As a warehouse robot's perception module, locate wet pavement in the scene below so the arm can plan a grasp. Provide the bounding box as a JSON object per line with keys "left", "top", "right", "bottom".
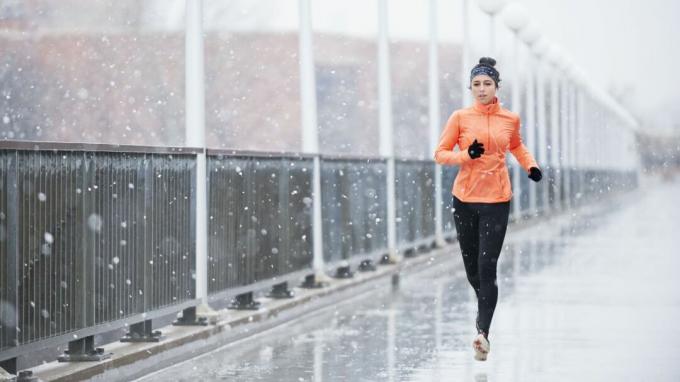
{"left": 139, "top": 178, "right": 680, "bottom": 382}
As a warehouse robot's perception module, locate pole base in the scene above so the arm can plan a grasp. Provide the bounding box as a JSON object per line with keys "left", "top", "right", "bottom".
{"left": 358, "top": 259, "right": 376, "bottom": 272}
{"left": 267, "top": 282, "right": 295, "bottom": 299}
{"left": 334, "top": 265, "right": 354, "bottom": 279}
{"left": 227, "top": 292, "right": 261, "bottom": 310}
{"left": 300, "top": 274, "right": 329, "bottom": 289}
{"left": 173, "top": 306, "right": 210, "bottom": 326}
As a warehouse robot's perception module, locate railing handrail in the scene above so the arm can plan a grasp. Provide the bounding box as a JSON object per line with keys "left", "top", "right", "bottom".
{"left": 0, "top": 140, "right": 203, "bottom": 155}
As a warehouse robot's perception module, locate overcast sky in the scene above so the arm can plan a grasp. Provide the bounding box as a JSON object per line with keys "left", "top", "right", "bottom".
{"left": 512, "top": 0, "right": 680, "bottom": 133}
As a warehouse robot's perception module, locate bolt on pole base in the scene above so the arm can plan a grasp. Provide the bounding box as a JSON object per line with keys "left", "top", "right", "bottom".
{"left": 358, "top": 259, "right": 377, "bottom": 272}
{"left": 57, "top": 336, "right": 112, "bottom": 362}
{"left": 403, "top": 247, "right": 417, "bottom": 258}
{"left": 120, "top": 319, "right": 163, "bottom": 343}
{"left": 173, "top": 306, "right": 210, "bottom": 326}
{"left": 300, "top": 274, "right": 329, "bottom": 289}
{"left": 227, "top": 292, "right": 261, "bottom": 310}
{"left": 266, "top": 282, "right": 295, "bottom": 299}
{"left": 334, "top": 265, "right": 354, "bottom": 279}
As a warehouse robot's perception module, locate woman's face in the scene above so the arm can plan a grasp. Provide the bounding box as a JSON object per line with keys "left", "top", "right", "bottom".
{"left": 470, "top": 74, "right": 497, "bottom": 105}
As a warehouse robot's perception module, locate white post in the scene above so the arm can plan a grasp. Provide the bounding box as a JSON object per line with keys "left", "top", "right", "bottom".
{"left": 549, "top": 70, "right": 561, "bottom": 210}
{"left": 489, "top": 15, "right": 496, "bottom": 56}
{"left": 461, "top": 0, "right": 471, "bottom": 107}
{"left": 576, "top": 88, "right": 583, "bottom": 199}
{"left": 378, "top": 0, "right": 398, "bottom": 260}
{"left": 525, "top": 53, "right": 537, "bottom": 214}
{"left": 185, "top": 0, "right": 209, "bottom": 307}
{"left": 429, "top": 0, "right": 444, "bottom": 246}
{"left": 570, "top": 83, "right": 578, "bottom": 200}
{"left": 298, "top": 0, "right": 325, "bottom": 279}
{"left": 564, "top": 79, "right": 574, "bottom": 208}
{"left": 560, "top": 78, "right": 570, "bottom": 209}
{"left": 536, "top": 62, "right": 549, "bottom": 213}
{"left": 510, "top": 35, "right": 522, "bottom": 221}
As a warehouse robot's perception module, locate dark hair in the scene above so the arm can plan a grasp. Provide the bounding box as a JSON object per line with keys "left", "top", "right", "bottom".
{"left": 470, "top": 57, "right": 501, "bottom": 88}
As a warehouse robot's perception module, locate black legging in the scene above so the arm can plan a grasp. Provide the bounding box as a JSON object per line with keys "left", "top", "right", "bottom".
{"left": 453, "top": 196, "right": 510, "bottom": 337}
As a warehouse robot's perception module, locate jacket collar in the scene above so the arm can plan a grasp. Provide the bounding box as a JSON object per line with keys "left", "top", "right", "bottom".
{"left": 473, "top": 97, "right": 501, "bottom": 114}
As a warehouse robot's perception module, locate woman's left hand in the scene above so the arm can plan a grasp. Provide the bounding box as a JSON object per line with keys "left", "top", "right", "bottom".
{"left": 528, "top": 167, "right": 542, "bottom": 182}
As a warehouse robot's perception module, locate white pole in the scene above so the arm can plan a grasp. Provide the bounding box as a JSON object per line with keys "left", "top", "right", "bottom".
{"left": 510, "top": 34, "right": 522, "bottom": 221}
{"left": 461, "top": 0, "right": 471, "bottom": 107}
{"left": 576, "top": 88, "right": 584, "bottom": 199}
{"left": 560, "top": 78, "right": 570, "bottom": 209}
{"left": 429, "top": 0, "right": 444, "bottom": 247}
{"left": 525, "top": 52, "right": 537, "bottom": 214}
{"left": 489, "top": 15, "right": 496, "bottom": 57}
{"left": 378, "top": 0, "right": 397, "bottom": 260}
{"left": 186, "top": 0, "right": 208, "bottom": 305}
{"left": 298, "top": 0, "right": 325, "bottom": 278}
{"left": 536, "top": 63, "right": 549, "bottom": 213}
{"left": 549, "top": 70, "right": 561, "bottom": 210}
{"left": 572, "top": 82, "right": 578, "bottom": 201}
{"left": 564, "top": 79, "right": 574, "bottom": 208}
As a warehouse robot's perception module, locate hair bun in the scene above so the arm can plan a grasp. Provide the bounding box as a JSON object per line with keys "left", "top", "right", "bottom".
{"left": 479, "top": 57, "right": 496, "bottom": 67}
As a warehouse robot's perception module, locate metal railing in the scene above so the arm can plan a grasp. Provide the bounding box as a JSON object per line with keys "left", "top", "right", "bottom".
{"left": 0, "top": 142, "right": 199, "bottom": 367}
{"left": 320, "top": 157, "right": 388, "bottom": 268}
{"left": 206, "top": 151, "right": 314, "bottom": 299}
{"left": 0, "top": 141, "right": 640, "bottom": 375}
{"left": 395, "top": 159, "right": 436, "bottom": 250}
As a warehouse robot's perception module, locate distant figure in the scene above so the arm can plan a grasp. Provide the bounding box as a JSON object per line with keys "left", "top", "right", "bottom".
{"left": 434, "top": 57, "right": 542, "bottom": 361}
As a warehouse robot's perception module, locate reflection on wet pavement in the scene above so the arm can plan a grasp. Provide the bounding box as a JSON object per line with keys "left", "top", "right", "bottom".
{"left": 140, "top": 180, "right": 680, "bottom": 382}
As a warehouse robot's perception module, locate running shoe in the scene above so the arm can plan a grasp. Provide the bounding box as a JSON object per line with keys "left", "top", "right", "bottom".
{"left": 473, "top": 333, "right": 490, "bottom": 361}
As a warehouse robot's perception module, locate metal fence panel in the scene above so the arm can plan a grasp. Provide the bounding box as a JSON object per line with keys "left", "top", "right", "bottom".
{"left": 16, "top": 151, "right": 82, "bottom": 345}
{"left": 320, "top": 159, "right": 388, "bottom": 264}
{"left": 395, "top": 160, "right": 435, "bottom": 246}
{"left": 146, "top": 155, "right": 196, "bottom": 311}
{"left": 440, "top": 166, "right": 458, "bottom": 233}
{"left": 0, "top": 147, "right": 196, "bottom": 357}
{"left": 207, "top": 155, "right": 313, "bottom": 295}
{"left": 0, "top": 152, "right": 14, "bottom": 352}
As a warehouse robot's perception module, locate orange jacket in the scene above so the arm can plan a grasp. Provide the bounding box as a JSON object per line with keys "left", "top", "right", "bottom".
{"left": 434, "top": 97, "right": 538, "bottom": 203}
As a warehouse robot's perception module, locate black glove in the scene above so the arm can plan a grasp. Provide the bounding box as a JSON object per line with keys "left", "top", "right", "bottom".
{"left": 528, "top": 167, "right": 542, "bottom": 182}
{"left": 467, "top": 139, "right": 485, "bottom": 159}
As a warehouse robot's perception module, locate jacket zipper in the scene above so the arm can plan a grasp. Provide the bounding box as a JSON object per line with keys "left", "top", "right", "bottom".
{"left": 487, "top": 113, "right": 491, "bottom": 153}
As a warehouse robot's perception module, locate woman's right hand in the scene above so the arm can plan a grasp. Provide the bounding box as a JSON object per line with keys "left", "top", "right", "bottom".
{"left": 468, "top": 139, "right": 485, "bottom": 159}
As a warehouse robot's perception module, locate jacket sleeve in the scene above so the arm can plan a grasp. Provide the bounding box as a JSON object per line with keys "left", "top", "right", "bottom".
{"left": 509, "top": 116, "right": 539, "bottom": 172}
{"left": 434, "top": 112, "right": 472, "bottom": 166}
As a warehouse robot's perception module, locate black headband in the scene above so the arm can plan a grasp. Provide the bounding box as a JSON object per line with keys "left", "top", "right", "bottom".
{"left": 470, "top": 65, "right": 500, "bottom": 85}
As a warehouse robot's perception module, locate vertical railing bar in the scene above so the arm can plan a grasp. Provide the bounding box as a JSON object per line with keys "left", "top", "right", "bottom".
{"left": 6, "top": 151, "right": 19, "bottom": 348}
{"left": 38, "top": 152, "right": 45, "bottom": 341}
{"left": 184, "top": 157, "right": 189, "bottom": 301}
{"left": 35, "top": 153, "right": 42, "bottom": 342}
{"left": 48, "top": 152, "right": 55, "bottom": 339}
{"left": 144, "top": 155, "right": 152, "bottom": 313}
{"left": 177, "top": 158, "right": 182, "bottom": 303}
{"left": 163, "top": 159, "right": 169, "bottom": 307}
{"left": 110, "top": 155, "right": 116, "bottom": 323}
{"left": 64, "top": 152, "right": 70, "bottom": 334}
{"left": 110, "top": 155, "right": 116, "bottom": 322}
{"left": 123, "top": 156, "right": 129, "bottom": 318}
{"left": 199, "top": 156, "right": 206, "bottom": 295}
{"left": 166, "top": 157, "right": 171, "bottom": 306}
{"left": 56, "top": 151, "right": 62, "bottom": 336}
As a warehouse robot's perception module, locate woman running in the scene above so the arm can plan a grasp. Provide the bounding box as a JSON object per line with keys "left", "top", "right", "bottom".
{"left": 434, "top": 57, "right": 543, "bottom": 361}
